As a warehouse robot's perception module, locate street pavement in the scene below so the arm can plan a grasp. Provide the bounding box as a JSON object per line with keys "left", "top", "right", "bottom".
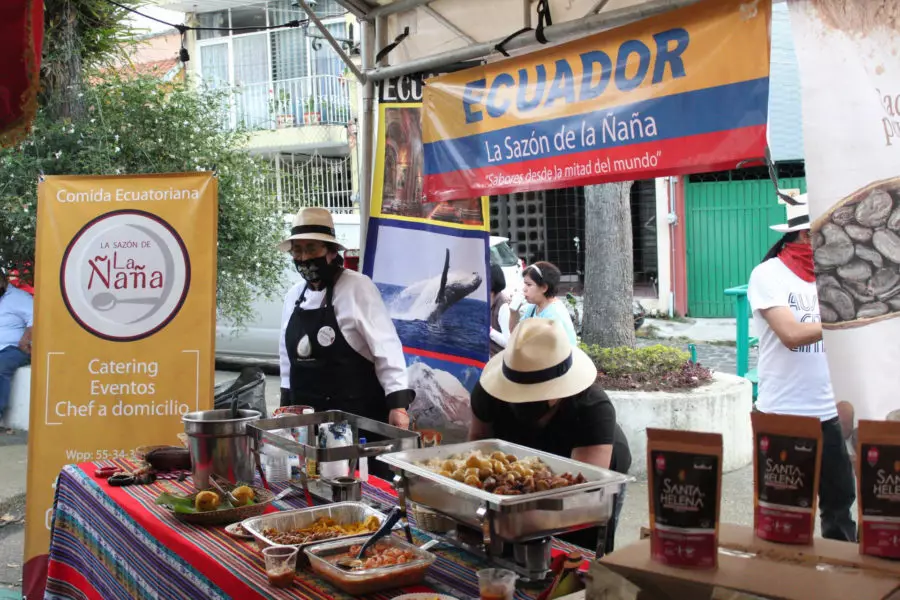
{"left": 0, "top": 337, "right": 757, "bottom": 597}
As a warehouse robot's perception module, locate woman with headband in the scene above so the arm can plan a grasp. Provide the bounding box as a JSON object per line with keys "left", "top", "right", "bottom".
{"left": 509, "top": 261, "right": 577, "bottom": 345}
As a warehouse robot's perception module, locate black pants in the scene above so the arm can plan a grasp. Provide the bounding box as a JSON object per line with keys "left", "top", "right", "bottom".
{"left": 819, "top": 416, "right": 857, "bottom": 542}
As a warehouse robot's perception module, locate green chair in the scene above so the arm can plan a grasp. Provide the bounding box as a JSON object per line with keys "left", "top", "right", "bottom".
{"left": 724, "top": 284, "right": 758, "bottom": 401}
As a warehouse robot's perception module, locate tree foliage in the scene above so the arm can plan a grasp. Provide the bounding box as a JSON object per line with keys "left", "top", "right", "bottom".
{"left": 42, "top": 0, "right": 143, "bottom": 119}
{"left": 0, "top": 73, "right": 285, "bottom": 327}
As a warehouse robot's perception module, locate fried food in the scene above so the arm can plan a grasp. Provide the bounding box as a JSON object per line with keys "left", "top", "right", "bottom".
{"left": 420, "top": 450, "right": 585, "bottom": 495}
{"left": 231, "top": 485, "right": 255, "bottom": 506}
{"left": 263, "top": 515, "right": 380, "bottom": 545}
{"left": 195, "top": 490, "right": 221, "bottom": 512}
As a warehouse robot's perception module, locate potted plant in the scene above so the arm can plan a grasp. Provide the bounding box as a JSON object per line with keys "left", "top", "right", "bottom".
{"left": 267, "top": 89, "right": 294, "bottom": 128}
{"left": 303, "top": 96, "right": 321, "bottom": 125}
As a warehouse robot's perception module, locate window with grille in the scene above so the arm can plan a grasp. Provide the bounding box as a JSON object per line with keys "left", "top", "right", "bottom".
{"left": 264, "top": 153, "right": 355, "bottom": 214}
{"left": 194, "top": 3, "right": 354, "bottom": 130}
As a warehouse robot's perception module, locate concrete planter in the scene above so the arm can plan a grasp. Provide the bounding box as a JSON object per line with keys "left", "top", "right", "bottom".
{"left": 1, "top": 366, "right": 31, "bottom": 431}
{"left": 608, "top": 372, "right": 753, "bottom": 479}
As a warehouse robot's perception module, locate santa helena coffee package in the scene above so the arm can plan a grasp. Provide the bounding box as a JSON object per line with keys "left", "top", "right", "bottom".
{"left": 751, "top": 412, "right": 823, "bottom": 545}
{"left": 857, "top": 420, "right": 900, "bottom": 559}
{"left": 647, "top": 428, "right": 723, "bottom": 569}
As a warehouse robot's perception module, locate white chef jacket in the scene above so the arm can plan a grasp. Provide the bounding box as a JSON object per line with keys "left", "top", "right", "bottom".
{"left": 278, "top": 269, "right": 409, "bottom": 396}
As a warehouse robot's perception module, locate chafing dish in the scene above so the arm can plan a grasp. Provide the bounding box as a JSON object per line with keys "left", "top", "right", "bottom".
{"left": 246, "top": 410, "right": 420, "bottom": 502}
{"left": 378, "top": 439, "right": 628, "bottom": 542}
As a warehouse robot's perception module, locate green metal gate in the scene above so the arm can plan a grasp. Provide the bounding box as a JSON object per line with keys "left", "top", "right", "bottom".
{"left": 685, "top": 171, "right": 806, "bottom": 318}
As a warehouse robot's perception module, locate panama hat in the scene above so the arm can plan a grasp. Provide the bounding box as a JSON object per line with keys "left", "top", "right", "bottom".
{"left": 277, "top": 207, "right": 345, "bottom": 252}
{"left": 771, "top": 194, "right": 810, "bottom": 233}
{"left": 480, "top": 318, "right": 597, "bottom": 404}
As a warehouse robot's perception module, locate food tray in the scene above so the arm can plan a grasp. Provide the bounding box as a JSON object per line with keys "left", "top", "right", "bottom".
{"left": 304, "top": 535, "right": 435, "bottom": 595}
{"left": 378, "top": 439, "right": 628, "bottom": 541}
{"left": 157, "top": 486, "right": 275, "bottom": 526}
{"left": 242, "top": 502, "right": 387, "bottom": 564}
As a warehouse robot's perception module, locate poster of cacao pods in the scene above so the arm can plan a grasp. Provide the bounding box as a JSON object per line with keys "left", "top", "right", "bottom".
{"left": 788, "top": 0, "right": 900, "bottom": 421}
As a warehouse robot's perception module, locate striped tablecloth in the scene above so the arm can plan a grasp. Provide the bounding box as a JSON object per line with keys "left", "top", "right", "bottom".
{"left": 45, "top": 461, "right": 592, "bottom": 600}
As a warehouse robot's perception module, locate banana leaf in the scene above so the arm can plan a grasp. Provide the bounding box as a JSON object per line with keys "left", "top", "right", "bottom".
{"left": 155, "top": 492, "right": 196, "bottom": 513}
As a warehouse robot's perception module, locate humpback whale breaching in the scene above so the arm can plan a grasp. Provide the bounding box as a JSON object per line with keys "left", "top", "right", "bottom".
{"left": 429, "top": 249, "right": 482, "bottom": 323}
{"left": 386, "top": 248, "right": 483, "bottom": 323}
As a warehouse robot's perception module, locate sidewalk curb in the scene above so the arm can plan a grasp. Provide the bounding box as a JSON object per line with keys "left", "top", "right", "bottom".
{"left": 0, "top": 588, "right": 21, "bottom": 599}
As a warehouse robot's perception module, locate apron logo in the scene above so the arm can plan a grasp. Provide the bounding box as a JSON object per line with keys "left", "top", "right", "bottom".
{"left": 60, "top": 210, "right": 190, "bottom": 342}
{"left": 296, "top": 335, "right": 312, "bottom": 358}
{"left": 317, "top": 326, "right": 336, "bottom": 347}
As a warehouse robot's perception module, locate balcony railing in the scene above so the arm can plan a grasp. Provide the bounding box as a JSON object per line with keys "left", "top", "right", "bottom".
{"left": 228, "top": 75, "right": 353, "bottom": 131}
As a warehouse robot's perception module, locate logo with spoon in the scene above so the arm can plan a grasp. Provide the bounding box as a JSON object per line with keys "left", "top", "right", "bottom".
{"left": 61, "top": 210, "right": 190, "bottom": 341}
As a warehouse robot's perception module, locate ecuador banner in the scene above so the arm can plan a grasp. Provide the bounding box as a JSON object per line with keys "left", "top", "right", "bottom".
{"left": 364, "top": 72, "right": 490, "bottom": 444}
{"left": 788, "top": 1, "right": 900, "bottom": 425}
{"left": 422, "top": 0, "right": 771, "bottom": 201}
{"left": 23, "top": 173, "right": 217, "bottom": 598}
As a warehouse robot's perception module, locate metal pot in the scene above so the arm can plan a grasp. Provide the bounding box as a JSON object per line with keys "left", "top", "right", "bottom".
{"left": 183, "top": 408, "right": 261, "bottom": 491}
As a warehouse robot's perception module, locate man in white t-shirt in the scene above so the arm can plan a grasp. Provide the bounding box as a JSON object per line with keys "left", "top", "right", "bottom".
{"left": 748, "top": 196, "right": 857, "bottom": 542}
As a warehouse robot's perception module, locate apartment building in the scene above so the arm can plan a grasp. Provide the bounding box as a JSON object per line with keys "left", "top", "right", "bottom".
{"left": 157, "top": 0, "right": 360, "bottom": 219}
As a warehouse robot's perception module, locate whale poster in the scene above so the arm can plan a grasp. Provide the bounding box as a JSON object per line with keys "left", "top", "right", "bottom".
{"left": 366, "top": 74, "right": 490, "bottom": 440}
{"left": 366, "top": 220, "right": 489, "bottom": 361}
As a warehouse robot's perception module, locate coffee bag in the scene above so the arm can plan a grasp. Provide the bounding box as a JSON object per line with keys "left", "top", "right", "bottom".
{"left": 857, "top": 419, "right": 900, "bottom": 559}
{"left": 751, "top": 412, "right": 822, "bottom": 544}
{"left": 647, "top": 428, "right": 722, "bottom": 569}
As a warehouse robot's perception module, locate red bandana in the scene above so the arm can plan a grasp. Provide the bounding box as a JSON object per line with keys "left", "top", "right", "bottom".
{"left": 779, "top": 242, "right": 815, "bottom": 282}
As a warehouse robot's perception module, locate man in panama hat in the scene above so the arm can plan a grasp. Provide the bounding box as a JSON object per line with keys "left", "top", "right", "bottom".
{"left": 748, "top": 194, "right": 857, "bottom": 542}
{"left": 277, "top": 208, "right": 414, "bottom": 442}
{"left": 469, "top": 318, "right": 631, "bottom": 555}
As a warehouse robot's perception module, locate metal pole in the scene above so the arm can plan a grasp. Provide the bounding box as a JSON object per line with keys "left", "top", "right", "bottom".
{"left": 523, "top": 0, "right": 532, "bottom": 28}
{"left": 295, "top": 0, "right": 367, "bottom": 83}
{"left": 332, "top": 0, "right": 369, "bottom": 19}
{"left": 366, "top": 0, "right": 700, "bottom": 82}
{"left": 358, "top": 19, "right": 377, "bottom": 263}
{"left": 368, "top": 0, "right": 434, "bottom": 20}
{"left": 585, "top": 0, "right": 611, "bottom": 17}
{"left": 422, "top": 5, "right": 476, "bottom": 44}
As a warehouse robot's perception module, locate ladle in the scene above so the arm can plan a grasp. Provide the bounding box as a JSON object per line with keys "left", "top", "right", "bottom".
{"left": 91, "top": 292, "right": 158, "bottom": 312}
{"left": 334, "top": 506, "right": 402, "bottom": 570}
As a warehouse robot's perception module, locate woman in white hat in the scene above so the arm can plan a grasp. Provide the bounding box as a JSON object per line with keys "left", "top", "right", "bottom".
{"left": 469, "top": 318, "right": 631, "bottom": 555}
{"left": 747, "top": 195, "right": 857, "bottom": 542}
{"left": 277, "top": 208, "right": 414, "bottom": 438}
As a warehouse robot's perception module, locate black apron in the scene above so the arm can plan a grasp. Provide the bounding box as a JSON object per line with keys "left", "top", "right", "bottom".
{"left": 284, "top": 273, "right": 389, "bottom": 422}
{"left": 284, "top": 274, "right": 396, "bottom": 482}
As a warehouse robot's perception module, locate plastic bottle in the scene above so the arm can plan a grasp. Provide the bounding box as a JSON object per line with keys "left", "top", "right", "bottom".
{"left": 358, "top": 437, "right": 369, "bottom": 482}
{"left": 319, "top": 422, "right": 351, "bottom": 479}
{"left": 302, "top": 408, "right": 317, "bottom": 479}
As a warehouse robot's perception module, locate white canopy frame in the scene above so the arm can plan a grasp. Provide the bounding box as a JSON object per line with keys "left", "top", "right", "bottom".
{"left": 299, "top": 0, "right": 758, "bottom": 249}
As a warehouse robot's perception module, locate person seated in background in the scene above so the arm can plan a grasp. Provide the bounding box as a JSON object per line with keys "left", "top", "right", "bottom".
{"left": 469, "top": 318, "right": 631, "bottom": 555}
{"left": 489, "top": 264, "right": 511, "bottom": 357}
{"left": 509, "top": 261, "right": 577, "bottom": 345}
{"left": 0, "top": 268, "right": 33, "bottom": 424}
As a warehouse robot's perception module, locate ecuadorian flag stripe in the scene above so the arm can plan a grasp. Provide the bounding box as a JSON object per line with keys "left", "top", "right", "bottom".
{"left": 423, "top": 77, "right": 768, "bottom": 176}
{"left": 422, "top": 124, "right": 767, "bottom": 202}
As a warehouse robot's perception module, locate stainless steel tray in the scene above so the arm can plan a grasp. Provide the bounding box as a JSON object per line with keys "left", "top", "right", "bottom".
{"left": 241, "top": 502, "right": 387, "bottom": 563}
{"left": 378, "top": 439, "right": 628, "bottom": 541}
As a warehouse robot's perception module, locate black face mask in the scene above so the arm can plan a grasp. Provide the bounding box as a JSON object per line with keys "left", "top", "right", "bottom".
{"left": 294, "top": 255, "right": 340, "bottom": 286}
{"left": 509, "top": 401, "right": 553, "bottom": 422}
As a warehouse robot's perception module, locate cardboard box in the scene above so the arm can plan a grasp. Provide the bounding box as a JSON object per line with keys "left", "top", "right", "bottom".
{"left": 591, "top": 525, "right": 900, "bottom": 600}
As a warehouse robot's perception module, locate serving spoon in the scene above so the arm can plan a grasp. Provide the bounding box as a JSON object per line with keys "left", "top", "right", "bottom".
{"left": 335, "top": 506, "right": 403, "bottom": 570}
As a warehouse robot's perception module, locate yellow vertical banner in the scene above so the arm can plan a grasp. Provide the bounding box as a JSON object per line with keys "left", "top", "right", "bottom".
{"left": 23, "top": 172, "right": 218, "bottom": 595}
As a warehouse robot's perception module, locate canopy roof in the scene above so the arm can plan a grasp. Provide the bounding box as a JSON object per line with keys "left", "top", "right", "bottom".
{"left": 346, "top": 0, "right": 714, "bottom": 80}
{"left": 158, "top": 0, "right": 730, "bottom": 80}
